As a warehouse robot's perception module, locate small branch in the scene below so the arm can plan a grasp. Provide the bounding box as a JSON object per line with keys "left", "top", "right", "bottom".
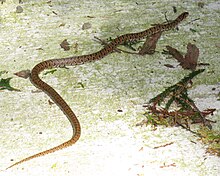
{"left": 94, "top": 36, "right": 140, "bottom": 55}
{"left": 153, "top": 142, "right": 174, "bottom": 149}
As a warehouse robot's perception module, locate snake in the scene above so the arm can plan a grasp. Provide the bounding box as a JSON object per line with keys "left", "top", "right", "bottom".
{"left": 6, "top": 12, "right": 188, "bottom": 170}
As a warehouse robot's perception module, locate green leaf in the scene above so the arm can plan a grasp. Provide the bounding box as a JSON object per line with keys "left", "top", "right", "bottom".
{"left": 44, "top": 69, "right": 57, "bottom": 75}
{"left": 0, "top": 77, "right": 20, "bottom": 91}
{"left": 190, "top": 28, "right": 197, "bottom": 32}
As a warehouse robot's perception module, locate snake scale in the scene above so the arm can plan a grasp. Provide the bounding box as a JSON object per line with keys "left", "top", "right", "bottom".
{"left": 6, "top": 12, "right": 188, "bottom": 170}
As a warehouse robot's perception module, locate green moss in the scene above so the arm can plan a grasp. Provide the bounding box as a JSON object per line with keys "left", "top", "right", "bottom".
{"left": 198, "top": 127, "right": 220, "bottom": 156}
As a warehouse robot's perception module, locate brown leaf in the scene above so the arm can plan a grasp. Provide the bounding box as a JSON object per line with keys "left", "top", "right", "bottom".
{"left": 183, "top": 43, "right": 199, "bottom": 70}
{"left": 138, "top": 31, "right": 162, "bottom": 55}
{"left": 166, "top": 45, "right": 184, "bottom": 63}
{"left": 166, "top": 43, "right": 199, "bottom": 70}
{"left": 60, "top": 39, "right": 70, "bottom": 51}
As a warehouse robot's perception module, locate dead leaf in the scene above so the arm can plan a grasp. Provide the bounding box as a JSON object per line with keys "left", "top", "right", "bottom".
{"left": 166, "top": 43, "right": 199, "bottom": 70}
{"left": 139, "top": 31, "right": 162, "bottom": 55}
{"left": 183, "top": 43, "right": 199, "bottom": 70}
{"left": 60, "top": 39, "right": 70, "bottom": 51}
{"left": 166, "top": 45, "right": 184, "bottom": 63}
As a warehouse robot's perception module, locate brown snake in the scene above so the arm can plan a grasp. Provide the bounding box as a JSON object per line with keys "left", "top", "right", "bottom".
{"left": 6, "top": 12, "right": 188, "bottom": 170}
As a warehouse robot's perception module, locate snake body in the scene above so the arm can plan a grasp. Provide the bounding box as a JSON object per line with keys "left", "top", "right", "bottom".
{"left": 6, "top": 12, "right": 188, "bottom": 170}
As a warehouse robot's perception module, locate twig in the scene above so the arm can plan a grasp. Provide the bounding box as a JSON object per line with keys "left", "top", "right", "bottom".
{"left": 153, "top": 142, "right": 174, "bottom": 149}
{"left": 94, "top": 36, "right": 139, "bottom": 55}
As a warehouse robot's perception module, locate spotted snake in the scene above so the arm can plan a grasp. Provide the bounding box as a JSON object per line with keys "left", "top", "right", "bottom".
{"left": 6, "top": 12, "right": 189, "bottom": 170}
